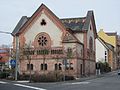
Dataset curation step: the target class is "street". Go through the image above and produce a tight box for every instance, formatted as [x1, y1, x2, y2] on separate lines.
[0, 71, 120, 90]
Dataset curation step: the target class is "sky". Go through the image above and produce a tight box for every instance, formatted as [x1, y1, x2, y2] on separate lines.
[0, 0, 120, 46]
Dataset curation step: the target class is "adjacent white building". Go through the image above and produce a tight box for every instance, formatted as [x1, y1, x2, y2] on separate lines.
[96, 37, 108, 62]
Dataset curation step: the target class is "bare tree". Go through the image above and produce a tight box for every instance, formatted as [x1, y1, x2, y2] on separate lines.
[22, 42, 32, 82]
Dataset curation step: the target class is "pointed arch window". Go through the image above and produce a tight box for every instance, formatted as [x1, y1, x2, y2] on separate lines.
[67, 48, 72, 58]
[89, 37, 93, 52]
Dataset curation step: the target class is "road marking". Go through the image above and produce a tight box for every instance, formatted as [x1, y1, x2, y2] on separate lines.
[0, 81, 8, 84]
[64, 81, 90, 85]
[14, 84, 47, 90]
[17, 81, 29, 83]
[71, 82, 90, 85]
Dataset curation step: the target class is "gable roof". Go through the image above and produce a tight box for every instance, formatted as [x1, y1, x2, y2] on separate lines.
[61, 11, 97, 38]
[98, 29, 117, 47]
[97, 36, 114, 51]
[12, 4, 66, 36]
[105, 32, 117, 36]
[12, 16, 29, 36]
[61, 17, 86, 31]
[12, 4, 97, 39]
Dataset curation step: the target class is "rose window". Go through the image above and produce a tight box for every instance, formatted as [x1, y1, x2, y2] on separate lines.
[38, 35, 48, 47]
[34, 32, 51, 48]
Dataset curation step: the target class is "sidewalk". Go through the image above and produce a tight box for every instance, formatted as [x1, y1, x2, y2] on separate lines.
[0, 70, 118, 84]
[70, 70, 118, 83]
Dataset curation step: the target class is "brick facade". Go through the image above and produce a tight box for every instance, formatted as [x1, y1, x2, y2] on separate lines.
[12, 4, 97, 78]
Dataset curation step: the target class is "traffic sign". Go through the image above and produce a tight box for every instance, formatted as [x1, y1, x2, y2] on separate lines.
[10, 60, 16, 67]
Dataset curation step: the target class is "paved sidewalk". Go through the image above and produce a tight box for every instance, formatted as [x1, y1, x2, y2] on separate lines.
[71, 70, 118, 83]
[0, 70, 118, 84]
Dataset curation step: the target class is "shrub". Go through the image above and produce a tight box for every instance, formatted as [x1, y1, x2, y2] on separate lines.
[32, 71, 64, 82]
[31, 71, 75, 82]
[0, 72, 9, 79]
[18, 74, 30, 80]
[61, 75, 75, 81]
[64, 76, 75, 81]
[97, 62, 111, 73]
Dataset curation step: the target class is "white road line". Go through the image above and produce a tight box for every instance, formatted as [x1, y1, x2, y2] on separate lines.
[0, 81, 8, 84]
[64, 81, 90, 85]
[71, 82, 90, 85]
[17, 81, 29, 83]
[14, 84, 47, 90]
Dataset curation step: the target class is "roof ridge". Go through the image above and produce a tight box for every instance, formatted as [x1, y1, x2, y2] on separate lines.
[60, 17, 86, 20]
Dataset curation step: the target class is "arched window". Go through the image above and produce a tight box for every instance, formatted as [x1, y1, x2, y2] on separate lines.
[55, 64, 58, 70]
[59, 63, 62, 70]
[34, 32, 51, 48]
[89, 37, 93, 52]
[41, 63, 47, 70]
[54, 63, 62, 70]
[70, 63, 73, 70]
[67, 48, 72, 58]
[27, 64, 33, 70]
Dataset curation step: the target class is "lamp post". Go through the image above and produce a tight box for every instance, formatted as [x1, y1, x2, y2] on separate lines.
[0, 31, 19, 80]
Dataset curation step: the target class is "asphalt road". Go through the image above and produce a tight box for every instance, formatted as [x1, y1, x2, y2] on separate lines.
[0, 71, 120, 90]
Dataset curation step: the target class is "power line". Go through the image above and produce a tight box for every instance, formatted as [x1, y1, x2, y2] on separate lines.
[0, 31, 11, 34]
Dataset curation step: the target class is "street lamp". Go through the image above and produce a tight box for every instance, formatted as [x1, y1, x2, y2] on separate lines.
[0, 31, 19, 80]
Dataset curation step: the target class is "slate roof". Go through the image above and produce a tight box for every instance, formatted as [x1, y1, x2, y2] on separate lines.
[60, 10, 97, 36]
[12, 4, 97, 38]
[12, 16, 29, 36]
[61, 17, 86, 31]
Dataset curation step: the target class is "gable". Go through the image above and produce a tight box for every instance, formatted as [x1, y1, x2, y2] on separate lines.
[98, 29, 116, 47]
[62, 31, 83, 45]
[24, 11, 65, 47]
[83, 11, 97, 38]
[62, 31, 78, 43]
[17, 4, 66, 36]
[14, 4, 69, 47]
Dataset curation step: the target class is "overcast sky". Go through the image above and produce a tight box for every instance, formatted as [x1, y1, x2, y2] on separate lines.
[0, 0, 120, 45]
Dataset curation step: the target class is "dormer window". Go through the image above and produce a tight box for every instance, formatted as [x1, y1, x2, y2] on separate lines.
[40, 19, 46, 26]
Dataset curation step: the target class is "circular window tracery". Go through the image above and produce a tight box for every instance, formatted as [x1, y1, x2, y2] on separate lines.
[38, 35, 48, 46]
[34, 32, 51, 48]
